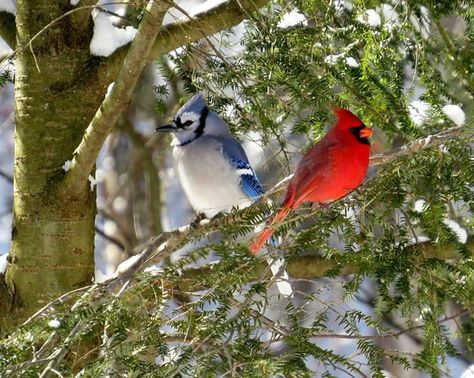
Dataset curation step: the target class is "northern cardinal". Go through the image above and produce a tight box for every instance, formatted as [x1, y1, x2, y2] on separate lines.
[250, 108, 373, 254]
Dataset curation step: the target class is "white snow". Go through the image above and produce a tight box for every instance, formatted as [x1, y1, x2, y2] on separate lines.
[0, 0, 15, 14]
[277, 10, 308, 28]
[379, 3, 400, 32]
[47, 319, 61, 329]
[332, 0, 353, 14]
[414, 199, 426, 213]
[88, 174, 97, 190]
[345, 57, 359, 68]
[443, 219, 468, 244]
[155, 345, 184, 365]
[442, 104, 465, 126]
[408, 100, 430, 126]
[144, 264, 164, 276]
[410, 6, 430, 40]
[324, 53, 344, 65]
[0, 253, 7, 274]
[267, 256, 293, 297]
[189, 0, 228, 17]
[70, 0, 80, 5]
[461, 364, 474, 378]
[62, 160, 72, 172]
[90, 12, 137, 57]
[357, 9, 381, 27]
[115, 253, 142, 276]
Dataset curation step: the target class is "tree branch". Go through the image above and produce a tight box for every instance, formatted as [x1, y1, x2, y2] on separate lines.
[61, 0, 172, 195]
[99, 124, 474, 293]
[177, 237, 474, 292]
[0, 169, 13, 183]
[103, 0, 268, 77]
[369, 125, 472, 167]
[0, 11, 16, 49]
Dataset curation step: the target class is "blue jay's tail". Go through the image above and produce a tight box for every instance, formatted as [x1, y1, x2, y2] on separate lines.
[264, 235, 294, 297]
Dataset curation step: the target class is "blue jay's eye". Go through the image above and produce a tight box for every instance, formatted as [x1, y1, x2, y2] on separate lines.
[183, 120, 193, 127]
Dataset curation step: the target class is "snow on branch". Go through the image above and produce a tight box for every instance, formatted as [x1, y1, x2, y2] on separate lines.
[369, 124, 471, 167]
[104, 0, 269, 74]
[61, 0, 172, 195]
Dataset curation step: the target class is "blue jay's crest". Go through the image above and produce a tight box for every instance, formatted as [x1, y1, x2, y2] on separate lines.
[175, 93, 207, 120]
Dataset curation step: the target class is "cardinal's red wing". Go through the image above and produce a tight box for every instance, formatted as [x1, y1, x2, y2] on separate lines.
[290, 138, 338, 208]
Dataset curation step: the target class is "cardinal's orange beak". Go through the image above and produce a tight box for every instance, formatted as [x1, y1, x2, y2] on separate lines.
[360, 127, 374, 138]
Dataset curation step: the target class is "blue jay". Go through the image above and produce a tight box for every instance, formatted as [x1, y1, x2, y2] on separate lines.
[156, 93, 293, 296]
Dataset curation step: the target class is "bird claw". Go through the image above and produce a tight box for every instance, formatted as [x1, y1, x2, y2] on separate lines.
[190, 213, 206, 229]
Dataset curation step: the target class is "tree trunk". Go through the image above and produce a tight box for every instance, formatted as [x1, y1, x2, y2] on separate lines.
[1, 1, 108, 332]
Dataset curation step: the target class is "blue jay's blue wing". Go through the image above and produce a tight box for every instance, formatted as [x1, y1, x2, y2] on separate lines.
[228, 157, 264, 201]
[217, 135, 265, 201]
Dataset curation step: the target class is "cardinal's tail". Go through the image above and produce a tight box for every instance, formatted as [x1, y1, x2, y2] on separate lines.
[250, 206, 291, 254]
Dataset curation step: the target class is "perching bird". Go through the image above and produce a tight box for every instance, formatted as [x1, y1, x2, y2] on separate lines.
[156, 93, 293, 296]
[250, 108, 373, 254]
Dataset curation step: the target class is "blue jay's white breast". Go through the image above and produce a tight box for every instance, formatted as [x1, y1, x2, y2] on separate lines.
[173, 138, 253, 217]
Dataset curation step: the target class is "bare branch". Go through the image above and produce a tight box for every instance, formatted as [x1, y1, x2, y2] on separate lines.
[370, 125, 472, 167]
[0, 169, 13, 183]
[61, 0, 172, 195]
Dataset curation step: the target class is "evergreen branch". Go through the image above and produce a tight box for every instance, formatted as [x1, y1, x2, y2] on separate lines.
[100, 125, 473, 293]
[0, 11, 16, 49]
[61, 0, 172, 195]
[176, 237, 474, 292]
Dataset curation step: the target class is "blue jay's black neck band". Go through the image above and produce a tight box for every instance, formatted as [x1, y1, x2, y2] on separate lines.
[178, 106, 209, 147]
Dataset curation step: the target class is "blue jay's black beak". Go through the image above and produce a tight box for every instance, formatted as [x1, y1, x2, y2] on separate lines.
[155, 123, 177, 132]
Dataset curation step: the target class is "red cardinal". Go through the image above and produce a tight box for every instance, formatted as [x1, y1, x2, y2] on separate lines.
[250, 108, 373, 254]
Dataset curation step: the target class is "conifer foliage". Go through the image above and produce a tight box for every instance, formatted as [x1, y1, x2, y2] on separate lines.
[0, 0, 473, 376]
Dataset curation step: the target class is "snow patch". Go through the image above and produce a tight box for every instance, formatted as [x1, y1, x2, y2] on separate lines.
[0, 253, 8, 274]
[189, 0, 228, 17]
[345, 57, 359, 68]
[144, 264, 164, 276]
[115, 253, 142, 276]
[408, 100, 430, 126]
[410, 6, 430, 40]
[48, 319, 61, 329]
[278, 10, 308, 28]
[90, 12, 137, 57]
[332, 0, 353, 14]
[379, 3, 400, 32]
[324, 53, 344, 65]
[442, 104, 465, 126]
[0, 0, 15, 14]
[62, 160, 72, 172]
[357, 9, 381, 27]
[267, 256, 293, 297]
[88, 175, 97, 191]
[413, 199, 426, 213]
[443, 219, 468, 244]
[461, 364, 474, 378]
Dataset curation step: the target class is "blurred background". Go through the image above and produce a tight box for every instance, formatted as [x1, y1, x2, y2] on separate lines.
[1, 0, 473, 376]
